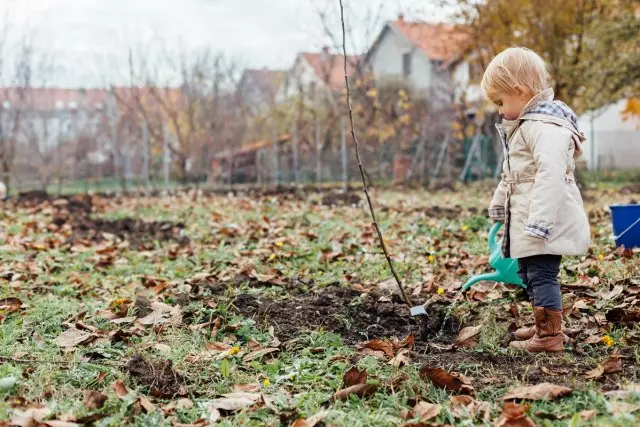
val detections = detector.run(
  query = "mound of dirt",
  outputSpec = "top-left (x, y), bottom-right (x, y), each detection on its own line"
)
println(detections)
top-left (320, 192), bottom-right (362, 206)
top-left (8, 192), bottom-right (187, 250)
top-left (232, 285), bottom-right (460, 346)
top-left (70, 216), bottom-right (188, 250)
top-left (125, 354), bottom-right (187, 397)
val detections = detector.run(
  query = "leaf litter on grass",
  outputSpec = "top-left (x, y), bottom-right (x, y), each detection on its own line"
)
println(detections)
top-left (1, 187), bottom-right (639, 425)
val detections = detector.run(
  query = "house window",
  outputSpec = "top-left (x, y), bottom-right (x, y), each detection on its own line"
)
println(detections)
top-left (402, 53), bottom-right (412, 78)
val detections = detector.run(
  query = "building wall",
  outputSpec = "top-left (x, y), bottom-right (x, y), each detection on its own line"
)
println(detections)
top-left (451, 61), bottom-right (483, 105)
top-left (367, 27), bottom-right (433, 92)
top-left (577, 100), bottom-right (640, 170)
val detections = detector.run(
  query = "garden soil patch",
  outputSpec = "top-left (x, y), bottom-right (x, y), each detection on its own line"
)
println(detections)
top-left (125, 354), bottom-right (187, 398)
top-left (232, 285), bottom-right (460, 346)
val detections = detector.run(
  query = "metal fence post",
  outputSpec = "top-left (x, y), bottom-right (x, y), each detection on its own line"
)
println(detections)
top-left (163, 123), bottom-right (170, 192)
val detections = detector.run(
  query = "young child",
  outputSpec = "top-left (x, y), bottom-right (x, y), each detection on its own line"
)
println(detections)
top-left (481, 47), bottom-right (590, 353)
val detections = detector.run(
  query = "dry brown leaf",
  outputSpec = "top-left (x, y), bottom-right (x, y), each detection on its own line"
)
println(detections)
top-left (242, 347), bottom-right (279, 363)
top-left (419, 367), bottom-right (474, 394)
top-left (503, 383), bottom-right (572, 401)
top-left (584, 364), bottom-right (605, 379)
top-left (395, 334), bottom-right (415, 351)
top-left (603, 354), bottom-right (623, 374)
top-left (343, 367), bottom-right (367, 387)
top-left (210, 392), bottom-right (262, 411)
top-left (495, 402), bottom-right (536, 427)
top-left (11, 407), bottom-right (52, 427)
top-left (450, 395), bottom-right (490, 420)
top-left (83, 390), bottom-right (107, 410)
top-left (290, 410), bottom-right (329, 427)
top-left (609, 400), bottom-right (640, 416)
top-left (138, 394), bottom-right (156, 413)
top-left (389, 348), bottom-right (410, 368)
top-left (55, 328), bottom-right (94, 348)
top-left (233, 383), bottom-right (261, 393)
top-left (413, 401), bottom-right (441, 421)
top-left (112, 379), bottom-right (132, 399)
top-left (454, 325), bottom-right (482, 348)
top-left (206, 342), bottom-right (232, 352)
top-left (579, 409), bottom-right (597, 420)
top-left (333, 383), bottom-right (378, 401)
top-left (138, 302), bottom-right (182, 326)
top-left (361, 339), bottom-right (395, 359)
top-left (601, 285), bottom-right (624, 301)
top-left (0, 297), bottom-right (23, 314)
top-left (45, 421), bottom-right (80, 427)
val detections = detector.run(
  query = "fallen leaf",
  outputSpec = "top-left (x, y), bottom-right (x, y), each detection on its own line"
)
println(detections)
top-left (584, 364), bottom-right (605, 379)
top-left (503, 383), bottom-right (572, 401)
top-left (112, 379), bottom-right (132, 399)
top-left (609, 400), bottom-right (640, 416)
top-left (210, 392), bottom-right (262, 411)
top-left (11, 407), bottom-right (52, 427)
top-left (45, 421), bottom-right (80, 427)
top-left (233, 383), bottom-right (260, 393)
top-left (603, 354), bottom-right (623, 374)
top-left (450, 395), bottom-right (490, 420)
top-left (138, 302), bottom-right (182, 326)
top-left (55, 328), bottom-right (94, 348)
top-left (361, 339), bottom-right (395, 359)
top-left (83, 390), bottom-right (107, 409)
top-left (333, 383), bottom-right (378, 401)
top-left (153, 343), bottom-right (171, 354)
top-left (395, 333), bottom-right (415, 351)
top-left (343, 367), bottom-right (367, 387)
top-left (601, 285), bottom-right (624, 301)
top-left (454, 325), bottom-right (482, 348)
top-left (419, 367), bottom-right (474, 394)
top-left (495, 402), bottom-right (535, 427)
top-left (242, 347), bottom-right (279, 363)
top-left (389, 348), bottom-right (410, 368)
top-left (0, 297), bottom-right (23, 315)
top-left (290, 410), bottom-right (330, 427)
top-left (413, 401), bottom-right (441, 421)
top-left (138, 394), bottom-right (156, 412)
top-left (579, 409), bottom-right (597, 420)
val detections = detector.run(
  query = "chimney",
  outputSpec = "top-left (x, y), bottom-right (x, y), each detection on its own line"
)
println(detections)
top-left (321, 45), bottom-right (330, 61)
top-left (398, 13), bottom-right (404, 22)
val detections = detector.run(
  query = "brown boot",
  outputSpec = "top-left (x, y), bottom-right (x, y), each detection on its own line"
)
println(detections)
top-left (513, 301), bottom-right (536, 340)
top-left (513, 324), bottom-right (570, 343)
top-left (510, 307), bottom-right (564, 353)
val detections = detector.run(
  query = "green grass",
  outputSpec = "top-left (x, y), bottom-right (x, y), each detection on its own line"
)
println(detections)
top-left (0, 183), bottom-right (638, 425)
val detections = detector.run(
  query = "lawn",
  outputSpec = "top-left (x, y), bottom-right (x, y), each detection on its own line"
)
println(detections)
top-left (0, 182), bottom-right (639, 426)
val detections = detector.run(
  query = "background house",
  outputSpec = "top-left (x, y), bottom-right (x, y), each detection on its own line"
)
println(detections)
top-left (578, 100), bottom-right (640, 170)
top-left (364, 14), bottom-right (469, 104)
top-left (277, 46), bottom-right (361, 105)
top-left (237, 68), bottom-right (285, 115)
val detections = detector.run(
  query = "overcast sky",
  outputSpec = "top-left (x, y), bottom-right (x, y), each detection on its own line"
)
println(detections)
top-left (5, 0), bottom-right (451, 87)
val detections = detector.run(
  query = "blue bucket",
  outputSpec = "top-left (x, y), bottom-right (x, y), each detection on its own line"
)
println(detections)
top-left (610, 204), bottom-right (640, 248)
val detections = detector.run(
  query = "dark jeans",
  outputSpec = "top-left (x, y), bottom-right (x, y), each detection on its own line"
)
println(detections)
top-left (517, 255), bottom-right (562, 310)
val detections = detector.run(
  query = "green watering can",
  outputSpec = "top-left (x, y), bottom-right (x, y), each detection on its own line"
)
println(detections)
top-left (461, 221), bottom-right (525, 291)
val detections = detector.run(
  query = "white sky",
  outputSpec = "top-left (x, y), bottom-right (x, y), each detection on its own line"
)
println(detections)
top-left (4, 0), bottom-right (451, 87)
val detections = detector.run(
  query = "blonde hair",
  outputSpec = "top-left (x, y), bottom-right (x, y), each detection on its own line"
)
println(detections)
top-left (481, 47), bottom-right (549, 101)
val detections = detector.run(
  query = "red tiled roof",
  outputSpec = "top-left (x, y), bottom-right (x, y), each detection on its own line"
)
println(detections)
top-left (300, 51), bottom-right (362, 90)
top-left (391, 18), bottom-right (470, 61)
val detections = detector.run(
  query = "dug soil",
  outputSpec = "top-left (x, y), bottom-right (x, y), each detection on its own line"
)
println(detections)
top-left (232, 284), bottom-right (460, 346)
top-left (8, 191), bottom-right (187, 250)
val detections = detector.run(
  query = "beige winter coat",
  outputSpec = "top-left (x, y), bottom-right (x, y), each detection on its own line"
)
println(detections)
top-left (489, 89), bottom-right (590, 259)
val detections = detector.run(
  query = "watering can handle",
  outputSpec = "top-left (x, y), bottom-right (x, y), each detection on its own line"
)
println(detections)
top-left (488, 221), bottom-right (503, 254)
